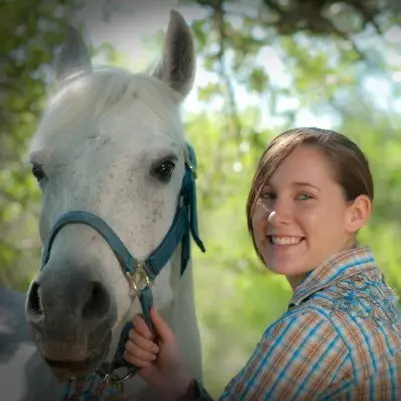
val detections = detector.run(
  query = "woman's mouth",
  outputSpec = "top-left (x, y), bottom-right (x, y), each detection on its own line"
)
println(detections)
top-left (267, 235), bottom-right (305, 246)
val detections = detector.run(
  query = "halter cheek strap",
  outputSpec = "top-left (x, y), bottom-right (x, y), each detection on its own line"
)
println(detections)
top-left (40, 144), bottom-right (205, 388)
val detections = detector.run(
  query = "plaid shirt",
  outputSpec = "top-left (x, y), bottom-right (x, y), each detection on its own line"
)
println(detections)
top-left (194, 247), bottom-right (401, 400)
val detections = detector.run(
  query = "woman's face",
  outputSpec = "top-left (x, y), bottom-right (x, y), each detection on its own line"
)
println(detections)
top-left (251, 145), bottom-right (370, 285)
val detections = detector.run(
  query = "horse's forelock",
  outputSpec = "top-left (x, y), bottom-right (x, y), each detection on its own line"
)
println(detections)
top-left (33, 67), bottom-right (186, 150)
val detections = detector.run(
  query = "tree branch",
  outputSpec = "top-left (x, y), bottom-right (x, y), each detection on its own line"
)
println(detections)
top-left (213, 0), bottom-right (242, 144)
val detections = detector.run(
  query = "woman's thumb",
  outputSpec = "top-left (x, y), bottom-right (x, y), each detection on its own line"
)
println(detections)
top-left (150, 307), bottom-right (175, 343)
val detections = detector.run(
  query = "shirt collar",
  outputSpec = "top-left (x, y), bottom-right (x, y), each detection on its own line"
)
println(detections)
top-left (289, 246), bottom-right (377, 307)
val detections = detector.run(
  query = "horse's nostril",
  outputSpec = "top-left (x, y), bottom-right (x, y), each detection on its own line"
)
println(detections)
top-left (82, 281), bottom-right (110, 321)
top-left (26, 281), bottom-right (43, 317)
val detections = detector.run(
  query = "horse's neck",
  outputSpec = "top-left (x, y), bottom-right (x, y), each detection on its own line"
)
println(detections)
top-left (162, 244), bottom-right (197, 324)
top-left (159, 246), bottom-right (202, 381)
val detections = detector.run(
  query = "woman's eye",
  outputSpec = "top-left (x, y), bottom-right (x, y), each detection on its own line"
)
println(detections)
top-left (261, 191), bottom-right (275, 200)
top-left (150, 159), bottom-right (176, 183)
top-left (297, 192), bottom-right (313, 201)
top-left (31, 164), bottom-right (46, 182)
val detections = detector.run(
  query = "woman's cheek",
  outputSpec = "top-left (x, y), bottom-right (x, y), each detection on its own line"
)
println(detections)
top-left (252, 201), bottom-right (269, 243)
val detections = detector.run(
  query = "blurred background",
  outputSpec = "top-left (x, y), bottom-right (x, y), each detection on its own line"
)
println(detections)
top-left (2, 0), bottom-right (401, 397)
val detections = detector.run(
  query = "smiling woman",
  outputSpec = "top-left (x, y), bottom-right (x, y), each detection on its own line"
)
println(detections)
top-left (123, 127), bottom-right (401, 401)
top-left (247, 127), bottom-right (374, 289)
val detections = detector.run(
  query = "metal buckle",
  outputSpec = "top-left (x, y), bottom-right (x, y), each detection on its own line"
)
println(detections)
top-left (96, 373), bottom-right (125, 397)
top-left (109, 370), bottom-right (133, 384)
top-left (126, 261), bottom-right (151, 296)
top-left (96, 373), bottom-right (110, 397)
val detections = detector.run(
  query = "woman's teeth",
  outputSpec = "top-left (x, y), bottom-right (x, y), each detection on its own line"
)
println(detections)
top-left (269, 236), bottom-right (303, 245)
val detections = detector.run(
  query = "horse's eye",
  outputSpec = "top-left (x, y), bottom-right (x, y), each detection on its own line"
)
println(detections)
top-left (151, 159), bottom-right (176, 183)
top-left (31, 164), bottom-right (46, 182)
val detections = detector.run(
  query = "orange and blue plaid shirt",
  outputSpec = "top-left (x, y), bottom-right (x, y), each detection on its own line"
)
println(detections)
top-left (195, 247), bottom-right (401, 400)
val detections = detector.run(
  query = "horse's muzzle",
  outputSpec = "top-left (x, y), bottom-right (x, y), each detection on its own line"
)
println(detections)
top-left (25, 264), bottom-right (117, 379)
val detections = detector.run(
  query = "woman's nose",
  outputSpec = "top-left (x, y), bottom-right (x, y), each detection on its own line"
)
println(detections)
top-left (268, 199), bottom-right (291, 226)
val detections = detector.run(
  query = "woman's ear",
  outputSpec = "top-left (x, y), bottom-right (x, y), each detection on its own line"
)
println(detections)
top-left (345, 195), bottom-right (372, 233)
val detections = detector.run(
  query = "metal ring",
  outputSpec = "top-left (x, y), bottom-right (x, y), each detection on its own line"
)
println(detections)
top-left (109, 370), bottom-right (135, 384)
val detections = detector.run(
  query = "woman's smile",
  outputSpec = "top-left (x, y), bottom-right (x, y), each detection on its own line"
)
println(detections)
top-left (267, 235), bottom-right (305, 246)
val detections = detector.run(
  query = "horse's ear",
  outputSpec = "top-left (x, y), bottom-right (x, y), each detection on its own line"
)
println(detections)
top-left (150, 10), bottom-right (196, 99)
top-left (54, 24), bottom-right (92, 83)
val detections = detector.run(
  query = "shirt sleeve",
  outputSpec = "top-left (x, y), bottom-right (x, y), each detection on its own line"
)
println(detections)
top-left (217, 309), bottom-right (349, 401)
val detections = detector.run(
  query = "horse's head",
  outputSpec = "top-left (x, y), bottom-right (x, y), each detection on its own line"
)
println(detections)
top-left (25, 10), bottom-right (197, 380)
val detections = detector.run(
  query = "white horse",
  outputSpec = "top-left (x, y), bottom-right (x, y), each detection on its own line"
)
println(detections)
top-left (1, 10), bottom-right (204, 401)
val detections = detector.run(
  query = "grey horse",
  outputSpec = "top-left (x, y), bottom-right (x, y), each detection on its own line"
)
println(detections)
top-left (0, 9), bottom-right (204, 401)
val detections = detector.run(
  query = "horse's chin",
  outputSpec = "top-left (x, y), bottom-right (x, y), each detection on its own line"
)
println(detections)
top-left (44, 331), bottom-right (112, 382)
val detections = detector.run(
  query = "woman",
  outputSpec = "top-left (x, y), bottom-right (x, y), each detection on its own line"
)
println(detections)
top-left (124, 127), bottom-right (401, 400)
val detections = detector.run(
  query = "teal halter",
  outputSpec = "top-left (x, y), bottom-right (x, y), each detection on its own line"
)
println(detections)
top-left (40, 144), bottom-right (205, 389)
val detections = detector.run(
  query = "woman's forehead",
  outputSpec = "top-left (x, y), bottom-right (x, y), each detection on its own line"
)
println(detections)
top-left (265, 146), bottom-right (335, 187)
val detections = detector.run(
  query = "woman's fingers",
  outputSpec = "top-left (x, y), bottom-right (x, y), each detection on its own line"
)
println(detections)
top-left (123, 350), bottom-right (152, 368)
top-left (128, 329), bottom-right (159, 354)
top-left (131, 308), bottom-right (175, 345)
top-left (124, 314), bottom-right (160, 367)
top-left (149, 307), bottom-right (175, 343)
top-left (125, 338), bottom-right (157, 363)
top-left (132, 314), bottom-right (153, 339)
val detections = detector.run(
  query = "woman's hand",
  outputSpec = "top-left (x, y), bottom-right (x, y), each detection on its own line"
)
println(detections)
top-left (124, 307), bottom-right (193, 400)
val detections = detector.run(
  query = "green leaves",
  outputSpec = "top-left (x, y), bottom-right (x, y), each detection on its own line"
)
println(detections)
top-left (0, 1), bottom-right (83, 289)
top-left (248, 67), bottom-right (269, 93)
top-left (197, 82), bottom-right (225, 101)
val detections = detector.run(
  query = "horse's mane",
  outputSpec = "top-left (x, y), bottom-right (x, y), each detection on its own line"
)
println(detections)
top-left (34, 67), bottom-right (186, 147)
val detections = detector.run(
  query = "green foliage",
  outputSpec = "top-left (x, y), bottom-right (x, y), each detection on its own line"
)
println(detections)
top-left (0, 0), bottom-right (122, 288)
top-left (0, 0), bottom-right (77, 288)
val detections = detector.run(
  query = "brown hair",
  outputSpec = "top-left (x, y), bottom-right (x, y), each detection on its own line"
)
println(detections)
top-left (246, 127), bottom-right (374, 258)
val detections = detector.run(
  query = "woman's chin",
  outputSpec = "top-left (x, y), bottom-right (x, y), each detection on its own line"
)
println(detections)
top-left (263, 242), bottom-right (307, 274)
top-left (265, 258), bottom-right (308, 277)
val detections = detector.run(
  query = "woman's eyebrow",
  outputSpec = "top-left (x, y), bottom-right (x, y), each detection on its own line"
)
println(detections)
top-left (263, 182), bottom-right (320, 191)
top-left (292, 182), bottom-right (320, 191)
